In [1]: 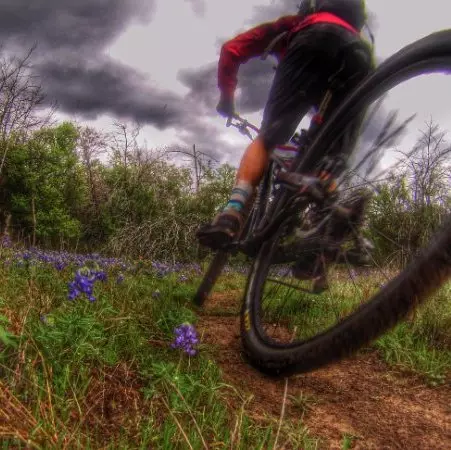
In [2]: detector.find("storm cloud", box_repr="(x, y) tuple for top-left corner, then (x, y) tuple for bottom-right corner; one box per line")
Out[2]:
(0, 0), (188, 129)
(0, 0), (154, 52)
(38, 56), (188, 128)
(179, 57), (276, 114)
(0, 0), (399, 169)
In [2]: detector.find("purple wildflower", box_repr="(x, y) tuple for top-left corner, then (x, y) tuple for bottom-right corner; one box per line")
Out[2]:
(171, 324), (199, 356)
(94, 270), (107, 282)
(68, 270), (96, 302)
(54, 261), (66, 271)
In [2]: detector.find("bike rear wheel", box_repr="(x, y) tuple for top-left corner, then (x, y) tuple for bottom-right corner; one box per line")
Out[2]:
(241, 29), (451, 376)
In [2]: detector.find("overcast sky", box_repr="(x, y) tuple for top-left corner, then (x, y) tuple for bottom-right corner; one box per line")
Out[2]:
(1, 0), (450, 168)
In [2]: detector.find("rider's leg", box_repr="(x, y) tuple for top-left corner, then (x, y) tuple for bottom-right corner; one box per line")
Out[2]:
(196, 33), (321, 249)
(195, 137), (271, 249)
(221, 136), (270, 219)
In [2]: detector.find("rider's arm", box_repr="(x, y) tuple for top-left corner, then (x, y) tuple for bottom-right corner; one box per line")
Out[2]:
(218, 15), (299, 98)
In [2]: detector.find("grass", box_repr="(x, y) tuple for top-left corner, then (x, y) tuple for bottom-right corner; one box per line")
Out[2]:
(288, 392), (319, 417)
(374, 284), (451, 385)
(0, 248), (317, 448)
(261, 267), (451, 384)
(0, 246), (449, 447)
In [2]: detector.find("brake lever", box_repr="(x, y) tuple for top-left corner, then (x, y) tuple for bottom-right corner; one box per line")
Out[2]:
(243, 128), (253, 140)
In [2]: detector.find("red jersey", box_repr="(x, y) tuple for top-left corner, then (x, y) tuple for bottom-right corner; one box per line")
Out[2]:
(218, 12), (359, 97)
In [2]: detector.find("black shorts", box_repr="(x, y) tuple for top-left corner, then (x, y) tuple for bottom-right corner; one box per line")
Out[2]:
(260, 23), (373, 158)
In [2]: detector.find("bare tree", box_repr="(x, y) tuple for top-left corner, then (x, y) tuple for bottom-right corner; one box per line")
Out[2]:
(166, 144), (219, 192)
(110, 121), (141, 177)
(398, 119), (451, 207)
(0, 45), (54, 175)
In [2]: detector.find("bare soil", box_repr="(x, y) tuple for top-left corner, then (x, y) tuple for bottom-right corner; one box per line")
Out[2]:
(197, 292), (451, 450)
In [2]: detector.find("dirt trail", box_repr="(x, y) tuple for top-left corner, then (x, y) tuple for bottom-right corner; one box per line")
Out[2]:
(197, 293), (451, 450)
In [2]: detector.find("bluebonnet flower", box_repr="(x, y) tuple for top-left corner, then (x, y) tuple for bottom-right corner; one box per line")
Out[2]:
(68, 270), (96, 302)
(179, 274), (188, 282)
(152, 261), (171, 278)
(94, 270), (107, 282)
(54, 261), (66, 271)
(171, 324), (199, 356)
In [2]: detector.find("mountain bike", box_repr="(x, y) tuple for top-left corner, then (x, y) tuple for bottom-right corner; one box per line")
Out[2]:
(194, 30), (451, 377)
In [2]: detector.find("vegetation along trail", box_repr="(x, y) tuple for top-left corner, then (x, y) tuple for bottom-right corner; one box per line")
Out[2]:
(0, 248), (448, 449)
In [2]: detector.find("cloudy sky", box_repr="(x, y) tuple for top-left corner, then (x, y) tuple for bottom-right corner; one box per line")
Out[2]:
(1, 0), (450, 168)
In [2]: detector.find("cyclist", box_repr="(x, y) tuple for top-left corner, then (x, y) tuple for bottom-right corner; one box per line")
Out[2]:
(197, 0), (375, 285)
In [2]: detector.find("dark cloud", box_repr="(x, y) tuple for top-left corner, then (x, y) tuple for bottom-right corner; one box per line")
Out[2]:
(178, 63), (218, 111)
(237, 58), (277, 112)
(0, 0), (186, 129)
(178, 57), (276, 115)
(0, 0), (229, 158)
(0, 0), (388, 166)
(177, 116), (239, 164)
(0, 0), (153, 53)
(38, 56), (186, 128)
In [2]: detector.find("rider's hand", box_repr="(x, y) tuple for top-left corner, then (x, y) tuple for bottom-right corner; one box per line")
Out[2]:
(216, 94), (235, 118)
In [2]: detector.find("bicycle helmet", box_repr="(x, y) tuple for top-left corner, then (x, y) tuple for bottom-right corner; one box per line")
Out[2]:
(297, 0), (367, 31)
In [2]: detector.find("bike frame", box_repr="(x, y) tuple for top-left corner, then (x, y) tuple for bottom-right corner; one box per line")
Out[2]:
(223, 113), (326, 257)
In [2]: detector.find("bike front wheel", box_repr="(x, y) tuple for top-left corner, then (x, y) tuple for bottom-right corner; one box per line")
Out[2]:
(240, 29), (451, 376)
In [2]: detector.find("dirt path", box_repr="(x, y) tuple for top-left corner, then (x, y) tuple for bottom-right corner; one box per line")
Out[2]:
(197, 294), (451, 449)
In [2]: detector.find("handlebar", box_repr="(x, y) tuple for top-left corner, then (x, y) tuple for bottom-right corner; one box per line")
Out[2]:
(226, 114), (259, 140)
(225, 113), (299, 151)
